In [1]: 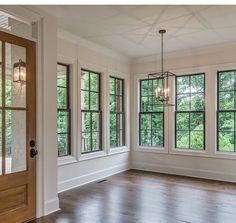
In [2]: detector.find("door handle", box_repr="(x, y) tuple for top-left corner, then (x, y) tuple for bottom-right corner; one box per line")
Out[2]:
(30, 140), (38, 158)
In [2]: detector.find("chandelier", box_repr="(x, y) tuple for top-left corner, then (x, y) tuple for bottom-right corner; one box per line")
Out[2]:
(148, 29), (176, 106)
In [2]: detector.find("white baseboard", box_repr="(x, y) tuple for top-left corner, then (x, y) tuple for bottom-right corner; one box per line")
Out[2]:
(58, 163), (130, 193)
(44, 197), (60, 216)
(132, 162), (236, 183)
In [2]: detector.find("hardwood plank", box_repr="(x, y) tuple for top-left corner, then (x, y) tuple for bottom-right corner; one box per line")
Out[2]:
(31, 170), (236, 223)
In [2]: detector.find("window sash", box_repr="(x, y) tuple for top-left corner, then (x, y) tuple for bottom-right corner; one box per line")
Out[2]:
(175, 73), (205, 150)
(57, 63), (71, 157)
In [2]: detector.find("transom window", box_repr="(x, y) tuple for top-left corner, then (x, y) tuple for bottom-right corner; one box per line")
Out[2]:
(57, 63), (71, 157)
(139, 78), (164, 147)
(81, 69), (101, 153)
(175, 73), (205, 150)
(109, 76), (125, 148)
(217, 70), (236, 152)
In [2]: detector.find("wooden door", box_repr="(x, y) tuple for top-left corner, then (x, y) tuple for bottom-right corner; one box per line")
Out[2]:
(0, 31), (36, 223)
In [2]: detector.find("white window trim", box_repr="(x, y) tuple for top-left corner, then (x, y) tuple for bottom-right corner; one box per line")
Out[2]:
(133, 73), (169, 154)
(57, 54), (78, 166)
(133, 62), (236, 160)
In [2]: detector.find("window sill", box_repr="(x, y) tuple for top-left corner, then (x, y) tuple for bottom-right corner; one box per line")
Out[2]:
(79, 150), (106, 162)
(135, 146), (168, 154)
(109, 146), (129, 155)
(58, 155), (77, 166)
(213, 151), (236, 160)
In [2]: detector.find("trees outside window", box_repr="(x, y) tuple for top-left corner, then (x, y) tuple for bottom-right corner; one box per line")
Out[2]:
(139, 78), (164, 147)
(81, 69), (101, 153)
(109, 76), (125, 147)
(217, 70), (236, 152)
(175, 73), (205, 150)
(57, 63), (71, 157)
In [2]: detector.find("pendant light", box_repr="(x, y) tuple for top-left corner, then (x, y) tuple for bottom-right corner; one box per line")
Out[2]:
(148, 29), (176, 106)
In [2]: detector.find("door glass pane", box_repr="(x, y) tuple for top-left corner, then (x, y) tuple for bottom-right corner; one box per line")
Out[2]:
(5, 110), (26, 174)
(5, 43), (26, 108)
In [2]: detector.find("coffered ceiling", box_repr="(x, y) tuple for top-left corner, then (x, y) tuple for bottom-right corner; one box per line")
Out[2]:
(36, 5), (236, 58)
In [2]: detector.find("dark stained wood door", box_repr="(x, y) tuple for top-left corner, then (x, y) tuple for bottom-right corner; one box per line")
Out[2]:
(0, 31), (36, 223)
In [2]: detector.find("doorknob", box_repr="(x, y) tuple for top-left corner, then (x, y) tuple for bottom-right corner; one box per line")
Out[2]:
(30, 140), (38, 158)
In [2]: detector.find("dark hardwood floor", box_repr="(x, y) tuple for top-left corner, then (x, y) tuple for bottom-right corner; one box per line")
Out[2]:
(31, 170), (236, 223)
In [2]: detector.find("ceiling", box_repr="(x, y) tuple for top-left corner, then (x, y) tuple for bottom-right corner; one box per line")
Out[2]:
(37, 5), (236, 58)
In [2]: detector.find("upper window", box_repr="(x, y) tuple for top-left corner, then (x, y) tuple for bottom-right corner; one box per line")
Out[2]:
(81, 69), (101, 153)
(217, 70), (236, 152)
(175, 73), (205, 150)
(109, 76), (125, 148)
(139, 78), (164, 148)
(57, 63), (71, 157)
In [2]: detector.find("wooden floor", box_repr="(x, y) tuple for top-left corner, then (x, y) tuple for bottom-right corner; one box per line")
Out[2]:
(31, 170), (236, 223)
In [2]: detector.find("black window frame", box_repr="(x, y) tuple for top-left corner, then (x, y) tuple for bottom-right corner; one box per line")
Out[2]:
(81, 68), (102, 154)
(139, 78), (165, 148)
(57, 62), (71, 157)
(217, 69), (236, 152)
(175, 73), (205, 150)
(109, 76), (125, 148)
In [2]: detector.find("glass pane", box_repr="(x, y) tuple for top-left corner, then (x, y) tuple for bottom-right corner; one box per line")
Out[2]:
(141, 96), (149, 112)
(152, 130), (163, 147)
(119, 130), (124, 146)
(177, 94), (190, 111)
(176, 113), (189, 130)
(110, 94), (115, 112)
(90, 92), (99, 110)
(57, 111), (69, 133)
(5, 43), (26, 107)
(92, 132), (100, 151)
(219, 71), (235, 91)
(109, 77), (115, 94)
(0, 110), (2, 175)
(110, 113), (116, 131)
(92, 112), (100, 131)
(191, 93), (204, 110)
(81, 70), (89, 90)
(141, 80), (150, 97)
(90, 72), (99, 92)
(82, 112), (91, 133)
(116, 96), (123, 112)
(82, 132), (91, 153)
(110, 130), (117, 147)
(57, 64), (67, 87)
(116, 79), (123, 96)
(140, 114), (151, 130)
(140, 130), (151, 146)
(190, 113), (204, 131)
(218, 131), (234, 152)
(218, 112), (234, 131)
(190, 131), (204, 150)
(57, 87), (67, 109)
(176, 131), (189, 149)
(81, 90), (89, 110)
(5, 110), (26, 174)
(58, 134), (69, 156)
(177, 76), (190, 94)
(219, 91), (234, 110)
(191, 75), (204, 93)
(152, 113), (163, 130)
(153, 97), (164, 112)
(118, 113), (124, 130)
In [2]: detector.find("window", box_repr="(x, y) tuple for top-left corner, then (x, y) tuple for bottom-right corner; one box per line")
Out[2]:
(109, 76), (125, 147)
(217, 70), (236, 152)
(57, 63), (71, 157)
(175, 73), (205, 150)
(81, 69), (101, 153)
(139, 78), (164, 147)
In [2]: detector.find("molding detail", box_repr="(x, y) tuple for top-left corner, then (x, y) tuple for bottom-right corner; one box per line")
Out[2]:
(58, 164), (130, 193)
(132, 162), (236, 183)
(44, 197), (60, 216)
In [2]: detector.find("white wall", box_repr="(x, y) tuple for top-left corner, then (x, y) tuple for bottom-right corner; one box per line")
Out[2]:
(131, 41), (236, 183)
(57, 35), (131, 193)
